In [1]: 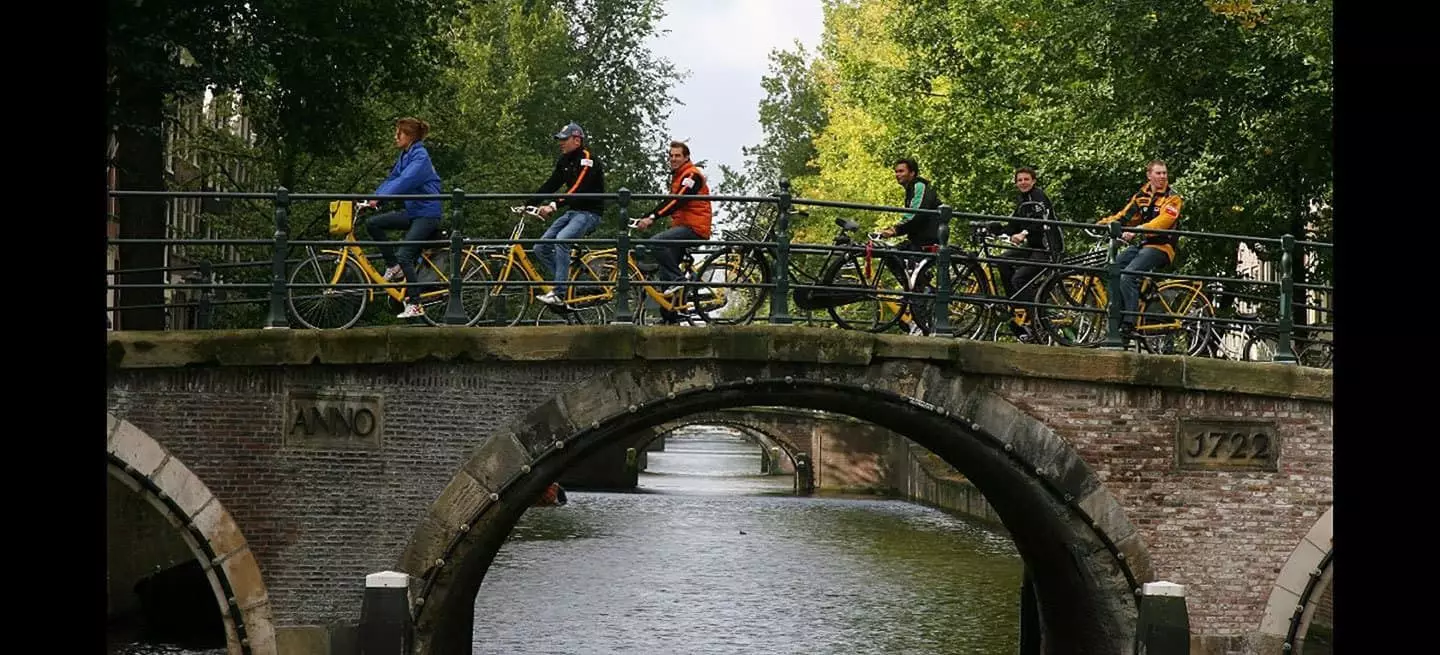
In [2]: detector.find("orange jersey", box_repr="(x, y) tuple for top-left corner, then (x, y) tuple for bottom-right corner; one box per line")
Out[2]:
(1099, 183), (1183, 262)
(648, 162), (712, 239)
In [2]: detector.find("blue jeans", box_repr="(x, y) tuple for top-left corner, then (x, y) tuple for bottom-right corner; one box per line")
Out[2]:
(1114, 245), (1171, 329)
(535, 210), (601, 295)
(651, 225), (703, 282)
(366, 211), (440, 303)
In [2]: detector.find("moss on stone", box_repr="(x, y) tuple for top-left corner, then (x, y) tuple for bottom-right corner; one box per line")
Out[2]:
(105, 326), (1332, 402)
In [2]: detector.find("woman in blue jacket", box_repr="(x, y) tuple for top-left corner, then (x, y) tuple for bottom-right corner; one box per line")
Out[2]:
(364, 117), (443, 318)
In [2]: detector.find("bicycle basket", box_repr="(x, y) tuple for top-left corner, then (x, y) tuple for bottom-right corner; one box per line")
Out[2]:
(328, 201), (354, 236)
(1061, 249), (1107, 268)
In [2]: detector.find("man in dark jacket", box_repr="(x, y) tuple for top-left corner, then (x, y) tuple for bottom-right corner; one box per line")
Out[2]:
(998, 166), (1062, 339)
(879, 158), (942, 335)
(528, 121), (606, 306)
(879, 158), (941, 247)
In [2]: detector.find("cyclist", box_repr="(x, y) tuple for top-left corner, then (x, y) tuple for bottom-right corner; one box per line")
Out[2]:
(527, 122), (606, 307)
(998, 166), (1063, 340)
(1097, 159), (1183, 335)
(635, 140), (712, 323)
(636, 141), (712, 291)
(363, 117), (442, 319)
(878, 157), (942, 335)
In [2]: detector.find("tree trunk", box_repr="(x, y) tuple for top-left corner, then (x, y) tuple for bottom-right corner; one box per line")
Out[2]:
(114, 78), (169, 331)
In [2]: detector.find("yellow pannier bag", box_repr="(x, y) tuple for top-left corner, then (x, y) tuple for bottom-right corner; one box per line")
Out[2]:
(329, 201), (354, 236)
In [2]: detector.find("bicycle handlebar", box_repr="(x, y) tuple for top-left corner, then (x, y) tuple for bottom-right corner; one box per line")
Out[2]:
(510, 205), (545, 219)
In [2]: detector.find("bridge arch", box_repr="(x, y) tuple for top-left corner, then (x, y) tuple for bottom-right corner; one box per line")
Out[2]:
(400, 361), (1151, 655)
(107, 414), (277, 655)
(1258, 507), (1334, 652)
(643, 413), (805, 475)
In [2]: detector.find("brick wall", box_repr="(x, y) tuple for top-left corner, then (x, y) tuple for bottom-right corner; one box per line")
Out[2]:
(107, 361), (612, 625)
(106, 349), (1332, 643)
(991, 376), (1333, 635)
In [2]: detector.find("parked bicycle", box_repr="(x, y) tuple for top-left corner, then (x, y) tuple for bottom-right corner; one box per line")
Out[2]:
(285, 201), (492, 329)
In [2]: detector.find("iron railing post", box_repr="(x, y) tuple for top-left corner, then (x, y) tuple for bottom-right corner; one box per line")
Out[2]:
(769, 179), (794, 325)
(613, 188), (634, 324)
(263, 187), (291, 329)
(1100, 220), (1125, 349)
(1273, 234), (1298, 364)
(931, 206), (954, 337)
(444, 188), (468, 325)
(197, 259), (213, 330)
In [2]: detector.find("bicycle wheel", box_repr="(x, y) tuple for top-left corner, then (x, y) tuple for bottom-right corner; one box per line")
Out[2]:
(694, 246), (770, 325)
(287, 254), (369, 329)
(820, 251), (908, 333)
(941, 259), (992, 339)
(1035, 272), (1108, 347)
(416, 250), (493, 327)
(1298, 339), (1333, 369)
(1137, 283), (1216, 357)
(544, 250), (617, 326)
(481, 253), (535, 327)
(1242, 329), (1279, 362)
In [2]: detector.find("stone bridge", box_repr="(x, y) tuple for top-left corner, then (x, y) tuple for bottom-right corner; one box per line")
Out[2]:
(569, 406), (906, 492)
(105, 325), (1332, 655)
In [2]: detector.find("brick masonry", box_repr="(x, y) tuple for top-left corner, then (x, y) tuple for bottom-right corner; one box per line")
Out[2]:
(992, 376), (1332, 636)
(106, 326), (1332, 653)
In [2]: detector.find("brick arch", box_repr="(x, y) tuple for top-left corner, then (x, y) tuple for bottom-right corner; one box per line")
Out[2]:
(649, 417), (804, 466)
(1257, 506), (1334, 651)
(400, 360), (1150, 655)
(106, 414), (276, 655)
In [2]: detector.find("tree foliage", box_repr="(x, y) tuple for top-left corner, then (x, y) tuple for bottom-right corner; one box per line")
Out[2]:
(732, 0), (1332, 289)
(108, 0), (681, 328)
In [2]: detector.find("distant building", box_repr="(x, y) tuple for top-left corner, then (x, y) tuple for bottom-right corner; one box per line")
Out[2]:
(108, 87), (256, 330)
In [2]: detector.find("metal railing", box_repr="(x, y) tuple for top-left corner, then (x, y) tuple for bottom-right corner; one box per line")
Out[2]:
(106, 183), (1333, 367)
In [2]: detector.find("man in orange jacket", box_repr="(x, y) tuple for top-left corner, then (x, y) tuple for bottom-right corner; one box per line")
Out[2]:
(1097, 159), (1183, 334)
(636, 140), (713, 300)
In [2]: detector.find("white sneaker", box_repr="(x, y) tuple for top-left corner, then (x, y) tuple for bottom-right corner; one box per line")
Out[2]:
(907, 322), (925, 337)
(662, 285), (684, 297)
(396, 303), (424, 319)
(536, 292), (563, 306)
(383, 265), (403, 281)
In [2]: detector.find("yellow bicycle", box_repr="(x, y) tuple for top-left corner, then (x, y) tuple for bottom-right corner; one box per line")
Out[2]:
(285, 201), (493, 329)
(488, 207), (732, 325)
(1035, 231), (1216, 354)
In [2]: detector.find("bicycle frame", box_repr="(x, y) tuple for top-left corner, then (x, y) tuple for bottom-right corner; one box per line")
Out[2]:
(965, 229), (1055, 328)
(496, 208), (711, 315)
(312, 217), (454, 305)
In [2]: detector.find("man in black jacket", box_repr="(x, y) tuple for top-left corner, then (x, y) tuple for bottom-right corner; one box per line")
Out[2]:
(529, 122), (606, 306)
(998, 166), (1062, 339)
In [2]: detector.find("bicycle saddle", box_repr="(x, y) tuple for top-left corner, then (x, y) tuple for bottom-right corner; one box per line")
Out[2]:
(834, 217), (860, 231)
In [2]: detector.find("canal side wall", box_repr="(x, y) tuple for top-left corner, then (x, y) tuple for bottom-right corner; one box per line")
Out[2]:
(884, 438), (1005, 528)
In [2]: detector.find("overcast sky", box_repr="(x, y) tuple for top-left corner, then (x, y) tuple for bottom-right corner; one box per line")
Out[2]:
(647, 1), (825, 189)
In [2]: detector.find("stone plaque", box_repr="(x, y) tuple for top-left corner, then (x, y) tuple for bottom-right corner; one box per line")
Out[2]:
(1175, 418), (1278, 472)
(284, 390), (384, 450)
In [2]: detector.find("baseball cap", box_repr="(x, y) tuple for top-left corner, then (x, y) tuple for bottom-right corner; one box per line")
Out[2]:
(554, 122), (585, 139)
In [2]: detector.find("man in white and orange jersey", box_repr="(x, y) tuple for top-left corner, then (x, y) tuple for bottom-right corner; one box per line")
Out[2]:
(636, 140), (713, 296)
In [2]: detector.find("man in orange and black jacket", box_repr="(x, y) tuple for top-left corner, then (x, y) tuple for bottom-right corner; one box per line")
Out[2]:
(1097, 159), (1183, 334)
(636, 140), (712, 302)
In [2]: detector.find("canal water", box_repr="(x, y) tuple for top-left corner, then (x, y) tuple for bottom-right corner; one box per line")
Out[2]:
(472, 428), (1024, 654)
(110, 428), (1024, 654)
